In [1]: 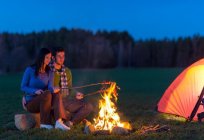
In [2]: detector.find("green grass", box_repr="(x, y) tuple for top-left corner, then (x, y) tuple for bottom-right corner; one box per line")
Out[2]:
(1, 68), (203, 140)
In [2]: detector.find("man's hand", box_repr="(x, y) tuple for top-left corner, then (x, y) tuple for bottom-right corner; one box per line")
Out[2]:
(54, 87), (60, 94)
(35, 89), (43, 95)
(75, 92), (84, 100)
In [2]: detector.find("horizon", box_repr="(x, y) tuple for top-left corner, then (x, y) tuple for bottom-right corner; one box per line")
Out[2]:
(0, 27), (201, 41)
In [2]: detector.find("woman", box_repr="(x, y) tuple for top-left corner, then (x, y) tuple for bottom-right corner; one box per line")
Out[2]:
(21, 48), (69, 130)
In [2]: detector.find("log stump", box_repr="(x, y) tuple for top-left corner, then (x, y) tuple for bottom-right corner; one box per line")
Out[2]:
(14, 113), (40, 131)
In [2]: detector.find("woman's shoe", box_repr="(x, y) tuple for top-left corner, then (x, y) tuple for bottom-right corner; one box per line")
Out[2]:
(40, 124), (53, 129)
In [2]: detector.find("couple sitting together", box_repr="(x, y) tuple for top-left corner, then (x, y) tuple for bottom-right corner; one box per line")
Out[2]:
(21, 47), (93, 130)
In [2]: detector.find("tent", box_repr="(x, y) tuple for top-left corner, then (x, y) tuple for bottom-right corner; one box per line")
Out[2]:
(157, 59), (204, 121)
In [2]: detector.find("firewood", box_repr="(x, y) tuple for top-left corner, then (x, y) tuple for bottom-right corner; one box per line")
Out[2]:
(138, 124), (170, 135)
(93, 130), (110, 135)
(111, 126), (129, 135)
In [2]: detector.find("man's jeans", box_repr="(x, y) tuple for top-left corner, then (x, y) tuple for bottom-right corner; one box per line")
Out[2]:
(63, 98), (93, 124)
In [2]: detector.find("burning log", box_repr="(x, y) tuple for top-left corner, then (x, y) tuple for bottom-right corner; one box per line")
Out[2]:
(14, 113), (40, 131)
(83, 120), (131, 135)
(93, 130), (111, 135)
(111, 126), (129, 135)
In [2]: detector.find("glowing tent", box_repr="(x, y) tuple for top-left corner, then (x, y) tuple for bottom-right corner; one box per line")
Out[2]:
(157, 59), (204, 121)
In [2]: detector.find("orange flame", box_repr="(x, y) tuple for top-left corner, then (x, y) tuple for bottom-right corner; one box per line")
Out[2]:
(93, 82), (131, 131)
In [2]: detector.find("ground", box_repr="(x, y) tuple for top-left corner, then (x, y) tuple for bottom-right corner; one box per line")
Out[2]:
(1, 68), (204, 140)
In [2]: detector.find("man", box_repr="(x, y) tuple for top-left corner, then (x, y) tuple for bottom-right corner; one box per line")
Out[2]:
(50, 47), (93, 127)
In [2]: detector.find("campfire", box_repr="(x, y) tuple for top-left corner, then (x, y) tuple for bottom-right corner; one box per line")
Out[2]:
(84, 82), (132, 135)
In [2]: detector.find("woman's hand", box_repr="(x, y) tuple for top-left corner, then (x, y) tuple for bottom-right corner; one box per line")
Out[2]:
(54, 87), (60, 94)
(22, 96), (27, 111)
(75, 92), (84, 100)
(35, 89), (43, 95)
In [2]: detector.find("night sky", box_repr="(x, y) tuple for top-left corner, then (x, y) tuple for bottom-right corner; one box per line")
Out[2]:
(0, 0), (203, 39)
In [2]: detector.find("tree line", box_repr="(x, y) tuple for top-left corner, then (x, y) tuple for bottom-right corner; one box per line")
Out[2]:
(0, 27), (204, 73)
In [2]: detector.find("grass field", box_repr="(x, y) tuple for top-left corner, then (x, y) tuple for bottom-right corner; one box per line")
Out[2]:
(1, 68), (204, 140)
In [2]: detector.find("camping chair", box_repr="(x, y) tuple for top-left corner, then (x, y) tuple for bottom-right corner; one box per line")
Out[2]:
(188, 87), (204, 122)
(197, 98), (204, 122)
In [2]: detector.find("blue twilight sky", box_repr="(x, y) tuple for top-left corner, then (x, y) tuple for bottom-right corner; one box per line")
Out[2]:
(0, 0), (203, 39)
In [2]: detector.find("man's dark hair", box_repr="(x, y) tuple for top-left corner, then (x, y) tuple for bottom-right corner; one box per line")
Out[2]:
(52, 47), (65, 57)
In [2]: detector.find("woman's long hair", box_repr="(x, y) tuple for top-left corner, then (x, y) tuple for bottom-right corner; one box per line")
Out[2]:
(31, 48), (51, 76)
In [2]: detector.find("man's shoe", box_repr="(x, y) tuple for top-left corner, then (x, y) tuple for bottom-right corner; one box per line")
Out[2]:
(55, 120), (70, 131)
(65, 121), (73, 128)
